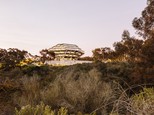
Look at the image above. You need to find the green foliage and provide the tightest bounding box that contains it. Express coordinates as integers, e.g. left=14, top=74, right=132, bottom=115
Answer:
left=15, top=102, right=55, bottom=115
left=15, top=102, right=96, bottom=115
left=106, top=62, right=133, bottom=79
left=22, top=65, right=50, bottom=76
left=129, top=88, right=154, bottom=114
left=57, top=107, right=68, bottom=115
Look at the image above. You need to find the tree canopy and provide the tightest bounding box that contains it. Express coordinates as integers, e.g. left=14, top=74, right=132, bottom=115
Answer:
left=0, top=48, right=28, bottom=70
left=40, top=49, right=55, bottom=63
left=93, top=0, right=154, bottom=65
left=133, top=0, right=154, bottom=65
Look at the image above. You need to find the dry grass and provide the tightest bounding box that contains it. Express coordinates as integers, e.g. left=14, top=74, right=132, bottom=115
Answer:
left=41, top=68, right=117, bottom=114
left=11, top=64, right=154, bottom=114
left=13, top=76, right=41, bottom=107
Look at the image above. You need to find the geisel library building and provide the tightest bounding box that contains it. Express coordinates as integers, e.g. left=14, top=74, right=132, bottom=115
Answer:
left=46, top=43, right=92, bottom=66
left=49, top=43, right=84, bottom=60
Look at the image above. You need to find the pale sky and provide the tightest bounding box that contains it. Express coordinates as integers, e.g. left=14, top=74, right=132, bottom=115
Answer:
left=0, top=0, right=146, bottom=56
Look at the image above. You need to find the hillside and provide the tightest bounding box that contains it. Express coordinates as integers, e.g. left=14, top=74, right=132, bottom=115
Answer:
left=0, top=62, right=153, bottom=114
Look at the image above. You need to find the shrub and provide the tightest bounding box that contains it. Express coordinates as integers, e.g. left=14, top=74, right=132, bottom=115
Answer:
left=15, top=102, right=96, bottom=115
left=110, top=87, right=154, bottom=115
left=0, top=67, right=23, bottom=78
left=128, top=88, right=154, bottom=115
left=15, top=102, right=56, bottom=115
left=22, top=65, right=50, bottom=76
left=41, top=67, right=117, bottom=114
left=13, top=76, right=41, bottom=107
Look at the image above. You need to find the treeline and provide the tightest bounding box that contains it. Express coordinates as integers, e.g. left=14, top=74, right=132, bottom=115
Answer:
left=93, top=1, right=154, bottom=66
left=92, top=0, right=154, bottom=85
left=0, top=48, right=56, bottom=70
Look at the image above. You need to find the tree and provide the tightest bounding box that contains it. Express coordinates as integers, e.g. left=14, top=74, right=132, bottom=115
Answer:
left=141, top=37, right=154, bottom=65
left=92, top=48, right=103, bottom=61
left=40, top=49, right=55, bottom=63
left=92, top=47, right=114, bottom=62
left=133, top=0, right=154, bottom=39
left=0, top=48, right=28, bottom=70
left=113, top=30, right=143, bottom=62
left=132, top=0, right=154, bottom=65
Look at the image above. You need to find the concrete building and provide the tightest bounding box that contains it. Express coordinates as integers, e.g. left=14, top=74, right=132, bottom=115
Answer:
left=49, top=43, right=84, bottom=61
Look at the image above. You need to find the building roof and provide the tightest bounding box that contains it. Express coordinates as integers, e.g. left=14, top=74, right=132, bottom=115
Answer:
left=49, top=43, right=84, bottom=54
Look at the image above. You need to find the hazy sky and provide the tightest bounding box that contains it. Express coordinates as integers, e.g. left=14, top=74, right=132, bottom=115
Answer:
left=0, top=0, right=146, bottom=56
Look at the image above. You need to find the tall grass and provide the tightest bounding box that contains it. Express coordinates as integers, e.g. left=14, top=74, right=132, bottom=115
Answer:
left=41, top=68, right=118, bottom=114
left=13, top=76, right=41, bottom=107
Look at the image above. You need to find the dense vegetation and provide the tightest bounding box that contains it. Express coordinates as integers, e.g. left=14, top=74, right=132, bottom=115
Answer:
left=0, top=63, right=153, bottom=114
left=0, top=0, right=154, bottom=115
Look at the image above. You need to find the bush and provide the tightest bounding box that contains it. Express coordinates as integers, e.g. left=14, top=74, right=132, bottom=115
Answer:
left=41, top=67, right=117, bottom=114
left=22, top=65, right=50, bottom=76
left=110, top=87, right=154, bottom=115
left=13, top=76, right=41, bottom=107
left=128, top=88, right=154, bottom=115
left=15, top=102, right=96, bottom=115
left=15, top=102, right=66, bottom=115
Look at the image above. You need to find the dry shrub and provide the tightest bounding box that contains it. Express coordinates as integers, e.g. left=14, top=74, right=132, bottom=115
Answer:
left=14, top=76, right=41, bottom=107
left=0, top=78, right=20, bottom=91
left=109, top=83, right=129, bottom=115
left=41, top=67, right=117, bottom=114
left=110, top=87, right=154, bottom=115
left=41, top=81, right=62, bottom=108
left=0, top=78, right=21, bottom=114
